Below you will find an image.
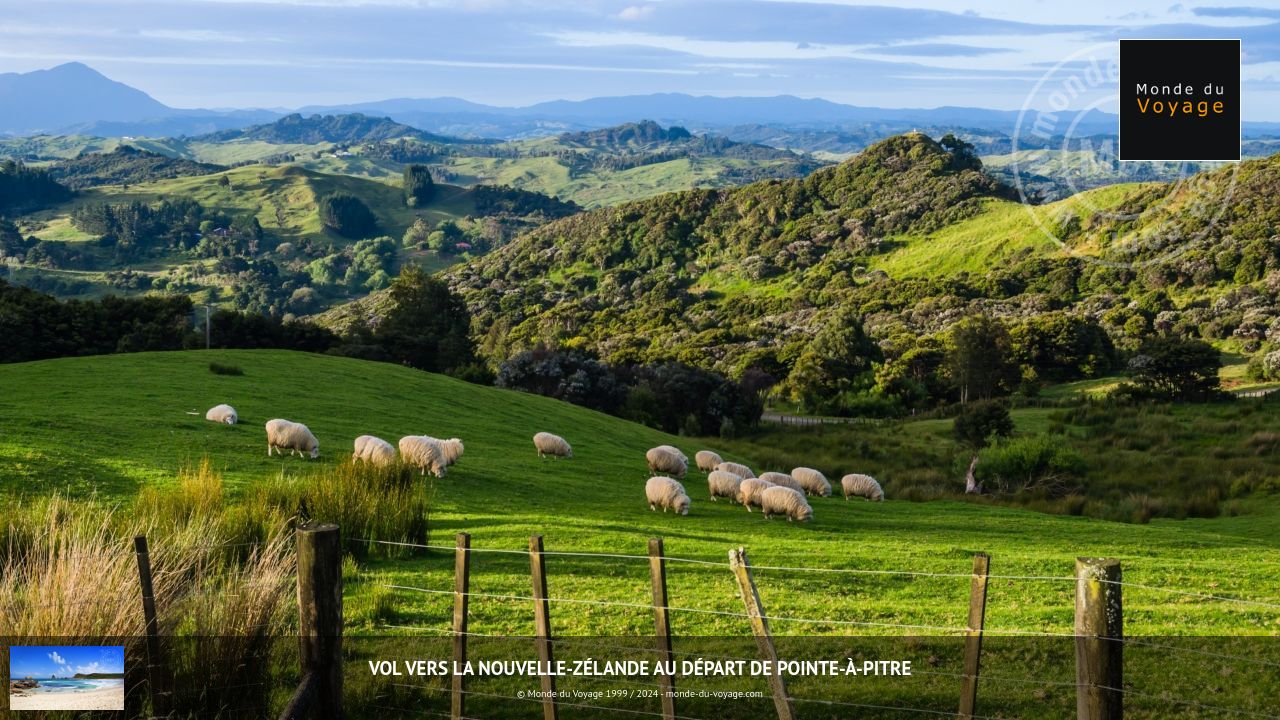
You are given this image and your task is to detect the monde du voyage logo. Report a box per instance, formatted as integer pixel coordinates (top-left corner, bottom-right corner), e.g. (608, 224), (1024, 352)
(1120, 39), (1241, 161)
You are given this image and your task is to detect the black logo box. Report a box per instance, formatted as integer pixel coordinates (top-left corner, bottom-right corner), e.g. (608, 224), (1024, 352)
(1119, 39), (1241, 162)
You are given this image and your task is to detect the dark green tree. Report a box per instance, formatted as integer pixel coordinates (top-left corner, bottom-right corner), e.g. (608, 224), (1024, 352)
(1127, 336), (1221, 401)
(373, 265), (476, 372)
(318, 192), (377, 239)
(944, 314), (1020, 403)
(953, 399), (1014, 493)
(403, 164), (434, 207)
(787, 307), (882, 412)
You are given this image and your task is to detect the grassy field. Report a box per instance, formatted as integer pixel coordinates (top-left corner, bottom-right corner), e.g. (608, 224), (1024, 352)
(3, 350), (1277, 717)
(1, 350), (1278, 640)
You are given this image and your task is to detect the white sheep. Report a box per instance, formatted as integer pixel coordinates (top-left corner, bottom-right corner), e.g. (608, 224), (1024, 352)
(656, 445), (689, 463)
(645, 476), (691, 515)
(533, 432), (573, 459)
(760, 486), (813, 522)
(716, 461), (755, 479)
(265, 419), (319, 459)
(439, 438), (465, 466)
(759, 471), (804, 493)
(841, 474), (884, 502)
(399, 435), (448, 477)
(707, 470), (743, 503)
(737, 477), (776, 512)
(695, 450), (723, 473)
(205, 404), (238, 425)
(353, 435), (396, 467)
(646, 446), (688, 478)
(791, 467), (832, 497)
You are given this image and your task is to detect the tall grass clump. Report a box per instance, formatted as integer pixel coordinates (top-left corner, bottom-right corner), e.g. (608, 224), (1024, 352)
(250, 460), (430, 558)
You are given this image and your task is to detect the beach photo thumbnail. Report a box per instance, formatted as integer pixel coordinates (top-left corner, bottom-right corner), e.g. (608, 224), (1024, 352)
(8, 646), (125, 711)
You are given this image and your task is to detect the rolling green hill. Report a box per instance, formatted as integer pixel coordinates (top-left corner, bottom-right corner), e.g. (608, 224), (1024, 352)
(0, 348), (1277, 662)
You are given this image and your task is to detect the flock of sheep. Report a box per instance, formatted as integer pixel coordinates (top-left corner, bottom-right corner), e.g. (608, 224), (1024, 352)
(641, 446), (883, 523)
(206, 404), (465, 476)
(203, 407), (882, 524)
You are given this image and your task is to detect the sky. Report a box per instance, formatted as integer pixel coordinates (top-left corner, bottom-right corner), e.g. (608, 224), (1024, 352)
(0, 0), (1279, 117)
(9, 646), (125, 678)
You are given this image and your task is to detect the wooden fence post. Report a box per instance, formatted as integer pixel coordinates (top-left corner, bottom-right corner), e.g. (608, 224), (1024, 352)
(1075, 558), (1122, 720)
(529, 535), (558, 720)
(134, 535), (169, 717)
(958, 552), (990, 719)
(296, 523), (343, 720)
(648, 538), (677, 720)
(452, 533), (471, 720)
(728, 547), (795, 720)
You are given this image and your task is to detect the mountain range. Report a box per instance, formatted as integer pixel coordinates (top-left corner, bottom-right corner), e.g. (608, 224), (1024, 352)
(20, 61), (1280, 143)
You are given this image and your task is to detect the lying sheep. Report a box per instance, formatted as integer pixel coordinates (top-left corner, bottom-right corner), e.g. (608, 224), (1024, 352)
(841, 473), (884, 502)
(695, 450), (723, 473)
(791, 467), (832, 497)
(399, 435), (449, 477)
(439, 438), (465, 466)
(353, 435), (396, 467)
(737, 477), (776, 512)
(760, 486), (813, 522)
(707, 470), (743, 503)
(647, 446), (688, 478)
(645, 476), (691, 515)
(759, 471), (804, 493)
(265, 419), (319, 459)
(533, 432), (573, 459)
(716, 461), (756, 479)
(206, 404), (238, 425)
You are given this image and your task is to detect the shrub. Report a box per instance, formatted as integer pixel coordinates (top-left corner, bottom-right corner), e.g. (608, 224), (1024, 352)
(971, 435), (1087, 496)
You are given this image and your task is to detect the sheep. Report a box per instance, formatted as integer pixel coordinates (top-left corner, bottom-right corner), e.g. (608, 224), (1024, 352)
(737, 477), (776, 512)
(695, 450), (723, 473)
(760, 486), (813, 522)
(707, 470), (743, 503)
(205, 404), (238, 425)
(716, 461), (756, 479)
(841, 473), (884, 502)
(791, 467), (832, 497)
(759, 471), (804, 493)
(399, 435), (449, 477)
(646, 446), (688, 478)
(353, 435), (396, 467)
(533, 432), (573, 459)
(439, 438), (465, 466)
(645, 476), (691, 515)
(656, 445), (688, 463)
(265, 419), (319, 459)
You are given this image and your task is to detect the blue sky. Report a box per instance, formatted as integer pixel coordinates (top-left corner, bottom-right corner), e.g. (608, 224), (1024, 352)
(0, 1), (1278, 117)
(9, 646), (125, 678)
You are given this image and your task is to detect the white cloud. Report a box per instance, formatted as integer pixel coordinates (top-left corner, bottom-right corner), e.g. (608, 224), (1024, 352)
(618, 5), (653, 21)
(48, 651), (66, 665)
(75, 662), (109, 675)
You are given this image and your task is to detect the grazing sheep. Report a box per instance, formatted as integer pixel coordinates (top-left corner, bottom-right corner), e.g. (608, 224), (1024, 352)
(695, 450), (723, 473)
(399, 435), (449, 477)
(353, 435), (396, 467)
(439, 438), (465, 466)
(791, 467), (832, 497)
(533, 432), (573, 459)
(759, 471), (804, 493)
(646, 446), (688, 478)
(760, 486), (813, 522)
(205, 404), (238, 425)
(716, 461), (756, 479)
(841, 474), (884, 502)
(737, 477), (776, 512)
(645, 476), (691, 515)
(656, 445), (689, 463)
(707, 470), (743, 503)
(265, 419), (319, 459)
